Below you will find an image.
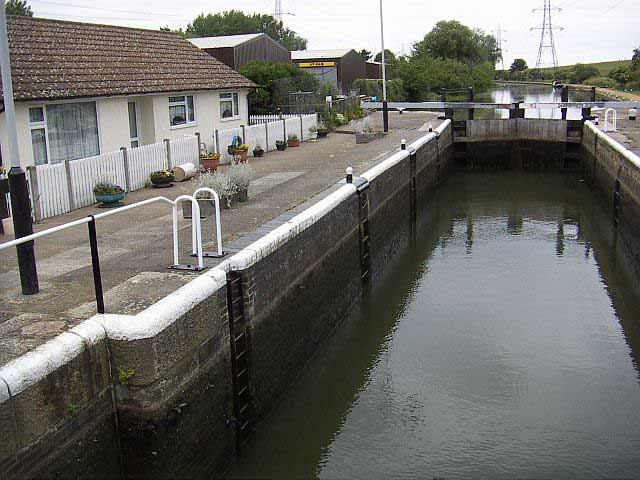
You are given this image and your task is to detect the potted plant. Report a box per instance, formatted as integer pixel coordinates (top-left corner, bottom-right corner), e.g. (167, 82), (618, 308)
(287, 133), (300, 147)
(150, 169), (174, 187)
(233, 143), (249, 162)
(93, 181), (125, 206)
(276, 140), (287, 151)
(311, 123), (329, 138)
(200, 152), (220, 172)
(253, 144), (264, 157)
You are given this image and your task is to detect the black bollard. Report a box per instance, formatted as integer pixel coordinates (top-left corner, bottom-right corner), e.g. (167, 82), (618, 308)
(383, 101), (389, 133)
(467, 87), (474, 120)
(8, 166), (38, 294)
(561, 86), (569, 120)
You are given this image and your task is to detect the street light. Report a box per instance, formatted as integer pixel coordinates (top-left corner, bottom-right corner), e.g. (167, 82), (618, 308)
(379, 0), (389, 132)
(0, 5), (39, 294)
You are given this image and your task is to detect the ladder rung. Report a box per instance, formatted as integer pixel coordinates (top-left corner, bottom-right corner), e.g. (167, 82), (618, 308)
(236, 350), (246, 361)
(235, 332), (245, 343)
(239, 420), (250, 431)
(238, 385), (248, 396)
(239, 403), (249, 415)
(237, 368), (247, 378)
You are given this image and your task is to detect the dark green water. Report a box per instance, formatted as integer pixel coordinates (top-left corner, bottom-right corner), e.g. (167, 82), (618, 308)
(226, 172), (640, 479)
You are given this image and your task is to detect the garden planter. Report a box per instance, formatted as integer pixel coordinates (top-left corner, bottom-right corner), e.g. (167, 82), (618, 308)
(253, 148), (264, 158)
(233, 149), (248, 162)
(95, 192), (125, 206)
(182, 188), (249, 218)
(151, 177), (173, 187)
(316, 130), (329, 138)
(276, 142), (287, 151)
(287, 139), (300, 147)
(201, 155), (220, 172)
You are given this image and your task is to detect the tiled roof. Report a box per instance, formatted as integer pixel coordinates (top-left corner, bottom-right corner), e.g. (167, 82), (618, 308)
(188, 33), (264, 49)
(2, 16), (256, 102)
(291, 49), (354, 60)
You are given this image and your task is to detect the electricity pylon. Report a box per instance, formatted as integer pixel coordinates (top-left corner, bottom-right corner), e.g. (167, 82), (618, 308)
(532, 0), (563, 70)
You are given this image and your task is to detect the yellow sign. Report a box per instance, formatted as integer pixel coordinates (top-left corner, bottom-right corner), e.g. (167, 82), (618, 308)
(298, 61), (336, 68)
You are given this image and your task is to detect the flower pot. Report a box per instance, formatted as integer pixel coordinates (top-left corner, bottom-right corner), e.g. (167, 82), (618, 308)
(316, 129), (329, 138)
(95, 192), (125, 205)
(276, 142), (287, 151)
(287, 139), (300, 147)
(233, 149), (248, 162)
(253, 148), (264, 158)
(201, 155), (220, 172)
(150, 177), (173, 187)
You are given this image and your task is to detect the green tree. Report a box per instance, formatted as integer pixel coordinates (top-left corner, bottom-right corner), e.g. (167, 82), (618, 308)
(374, 49), (400, 78)
(239, 61), (318, 114)
(609, 66), (630, 85)
(5, 0), (32, 16)
(185, 10), (307, 51)
(631, 47), (640, 71)
(568, 64), (599, 84)
(510, 58), (528, 72)
(358, 49), (372, 61)
(413, 20), (498, 64)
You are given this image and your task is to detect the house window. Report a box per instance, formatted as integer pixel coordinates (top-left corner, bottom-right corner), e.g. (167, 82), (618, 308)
(29, 102), (100, 165)
(220, 92), (239, 119)
(128, 101), (139, 148)
(169, 95), (195, 127)
(28, 107), (48, 166)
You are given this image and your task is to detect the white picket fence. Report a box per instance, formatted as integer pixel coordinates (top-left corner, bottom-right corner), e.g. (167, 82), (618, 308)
(249, 114), (302, 125)
(32, 134), (199, 220)
(215, 114), (318, 165)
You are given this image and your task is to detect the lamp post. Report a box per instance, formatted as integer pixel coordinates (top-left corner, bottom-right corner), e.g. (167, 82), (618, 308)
(379, 0), (389, 132)
(0, 6), (39, 294)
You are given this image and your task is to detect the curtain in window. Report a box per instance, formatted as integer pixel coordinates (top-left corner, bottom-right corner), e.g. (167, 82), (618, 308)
(46, 102), (99, 163)
(30, 129), (48, 166)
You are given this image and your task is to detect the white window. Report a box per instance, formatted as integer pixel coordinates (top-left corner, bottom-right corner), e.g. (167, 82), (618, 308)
(28, 102), (100, 165)
(169, 95), (195, 127)
(128, 101), (139, 148)
(220, 92), (239, 120)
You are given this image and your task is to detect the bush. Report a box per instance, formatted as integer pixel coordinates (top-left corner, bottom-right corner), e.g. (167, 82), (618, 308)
(582, 77), (618, 88)
(352, 78), (405, 101)
(227, 160), (254, 190)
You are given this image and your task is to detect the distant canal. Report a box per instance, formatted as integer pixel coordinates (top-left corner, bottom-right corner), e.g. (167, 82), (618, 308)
(226, 172), (640, 479)
(461, 82), (608, 120)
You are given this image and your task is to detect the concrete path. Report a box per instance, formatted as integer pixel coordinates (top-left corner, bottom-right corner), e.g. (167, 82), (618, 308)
(0, 111), (440, 367)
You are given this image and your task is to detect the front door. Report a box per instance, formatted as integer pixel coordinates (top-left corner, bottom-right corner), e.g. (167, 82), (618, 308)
(128, 101), (140, 148)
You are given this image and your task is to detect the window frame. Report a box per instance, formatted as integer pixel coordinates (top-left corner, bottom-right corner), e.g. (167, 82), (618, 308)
(128, 100), (140, 148)
(28, 106), (50, 165)
(219, 92), (240, 122)
(169, 94), (196, 129)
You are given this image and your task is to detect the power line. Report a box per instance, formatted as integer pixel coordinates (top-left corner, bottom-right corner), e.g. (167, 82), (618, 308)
(602, 0), (625, 14)
(33, 11), (191, 22)
(29, 0), (182, 17)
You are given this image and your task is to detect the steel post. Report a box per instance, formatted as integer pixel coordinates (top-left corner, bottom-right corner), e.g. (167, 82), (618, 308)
(87, 216), (105, 314)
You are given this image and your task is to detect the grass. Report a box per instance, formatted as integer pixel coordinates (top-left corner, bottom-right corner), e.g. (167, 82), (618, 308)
(537, 59), (631, 76)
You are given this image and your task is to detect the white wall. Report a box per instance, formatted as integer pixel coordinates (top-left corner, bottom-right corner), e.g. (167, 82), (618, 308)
(0, 89), (250, 168)
(151, 89), (250, 154)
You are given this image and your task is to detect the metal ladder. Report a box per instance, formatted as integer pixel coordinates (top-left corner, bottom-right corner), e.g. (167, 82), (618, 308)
(226, 272), (251, 452)
(358, 188), (371, 284)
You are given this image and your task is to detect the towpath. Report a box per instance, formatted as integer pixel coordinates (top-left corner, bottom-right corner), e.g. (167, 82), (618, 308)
(0, 111), (441, 367)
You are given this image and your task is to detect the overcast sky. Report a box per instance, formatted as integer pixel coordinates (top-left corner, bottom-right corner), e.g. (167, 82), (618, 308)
(28, 0), (638, 67)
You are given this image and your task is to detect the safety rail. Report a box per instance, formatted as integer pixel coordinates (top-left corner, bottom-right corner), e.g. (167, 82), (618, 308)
(361, 101), (640, 110)
(0, 195), (214, 314)
(192, 188), (224, 258)
(604, 108), (618, 132)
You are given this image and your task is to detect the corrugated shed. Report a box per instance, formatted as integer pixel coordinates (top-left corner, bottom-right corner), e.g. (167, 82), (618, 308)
(193, 33), (291, 70)
(291, 49), (352, 60)
(2, 16), (256, 102)
(188, 33), (263, 49)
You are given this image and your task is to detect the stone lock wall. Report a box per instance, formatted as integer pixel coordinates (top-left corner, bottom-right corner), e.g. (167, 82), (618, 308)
(0, 121), (455, 478)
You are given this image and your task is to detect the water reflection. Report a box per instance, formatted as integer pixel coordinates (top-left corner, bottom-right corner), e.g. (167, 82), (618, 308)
(226, 172), (640, 479)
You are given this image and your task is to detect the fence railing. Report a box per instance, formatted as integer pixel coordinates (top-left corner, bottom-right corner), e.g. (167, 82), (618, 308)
(30, 134), (200, 221)
(216, 114), (318, 164)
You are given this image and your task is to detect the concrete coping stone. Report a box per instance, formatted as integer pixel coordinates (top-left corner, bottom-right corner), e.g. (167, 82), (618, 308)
(585, 120), (640, 170)
(0, 376), (9, 402)
(0, 331), (85, 396)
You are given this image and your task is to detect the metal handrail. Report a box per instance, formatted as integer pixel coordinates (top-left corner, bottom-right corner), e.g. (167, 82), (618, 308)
(192, 188), (224, 258)
(361, 101), (639, 110)
(0, 195), (206, 314)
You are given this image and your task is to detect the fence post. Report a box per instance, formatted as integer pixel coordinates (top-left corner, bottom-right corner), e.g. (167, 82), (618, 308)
(63, 159), (75, 211)
(164, 138), (172, 170)
(241, 125), (246, 144)
(214, 130), (220, 154)
(282, 119), (286, 142)
(195, 132), (202, 169)
(265, 122), (269, 151)
(119, 146), (131, 193)
(299, 115), (304, 141)
(27, 165), (41, 222)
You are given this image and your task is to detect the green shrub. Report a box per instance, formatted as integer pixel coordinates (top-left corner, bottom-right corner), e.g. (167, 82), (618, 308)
(582, 77), (619, 88)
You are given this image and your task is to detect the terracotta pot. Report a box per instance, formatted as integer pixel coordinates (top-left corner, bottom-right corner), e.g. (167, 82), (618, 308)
(233, 149), (248, 162)
(201, 155), (220, 172)
(287, 139), (300, 147)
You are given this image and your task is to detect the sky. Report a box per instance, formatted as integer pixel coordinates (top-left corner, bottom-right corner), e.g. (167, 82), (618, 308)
(26, 0), (639, 67)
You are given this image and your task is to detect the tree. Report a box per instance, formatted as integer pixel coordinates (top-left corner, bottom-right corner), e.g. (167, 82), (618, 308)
(609, 66), (630, 85)
(238, 61), (318, 114)
(568, 64), (599, 84)
(510, 58), (528, 72)
(358, 49), (372, 61)
(631, 47), (640, 72)
(185, 10), (307, 51)
(374, 49), (400, 78)
(413, 20), (498, 64)
(5, 0), (32, 16)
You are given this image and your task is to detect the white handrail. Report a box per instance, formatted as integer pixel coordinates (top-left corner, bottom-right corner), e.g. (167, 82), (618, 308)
(191, 188), (223, 258)
(172, 195), (204, 269)
(604, 108), (617, 132)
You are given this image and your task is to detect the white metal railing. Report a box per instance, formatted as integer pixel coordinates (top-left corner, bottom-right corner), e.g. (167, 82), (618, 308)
(604, 108), (618, 132)
(0, 193), (219, 313)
